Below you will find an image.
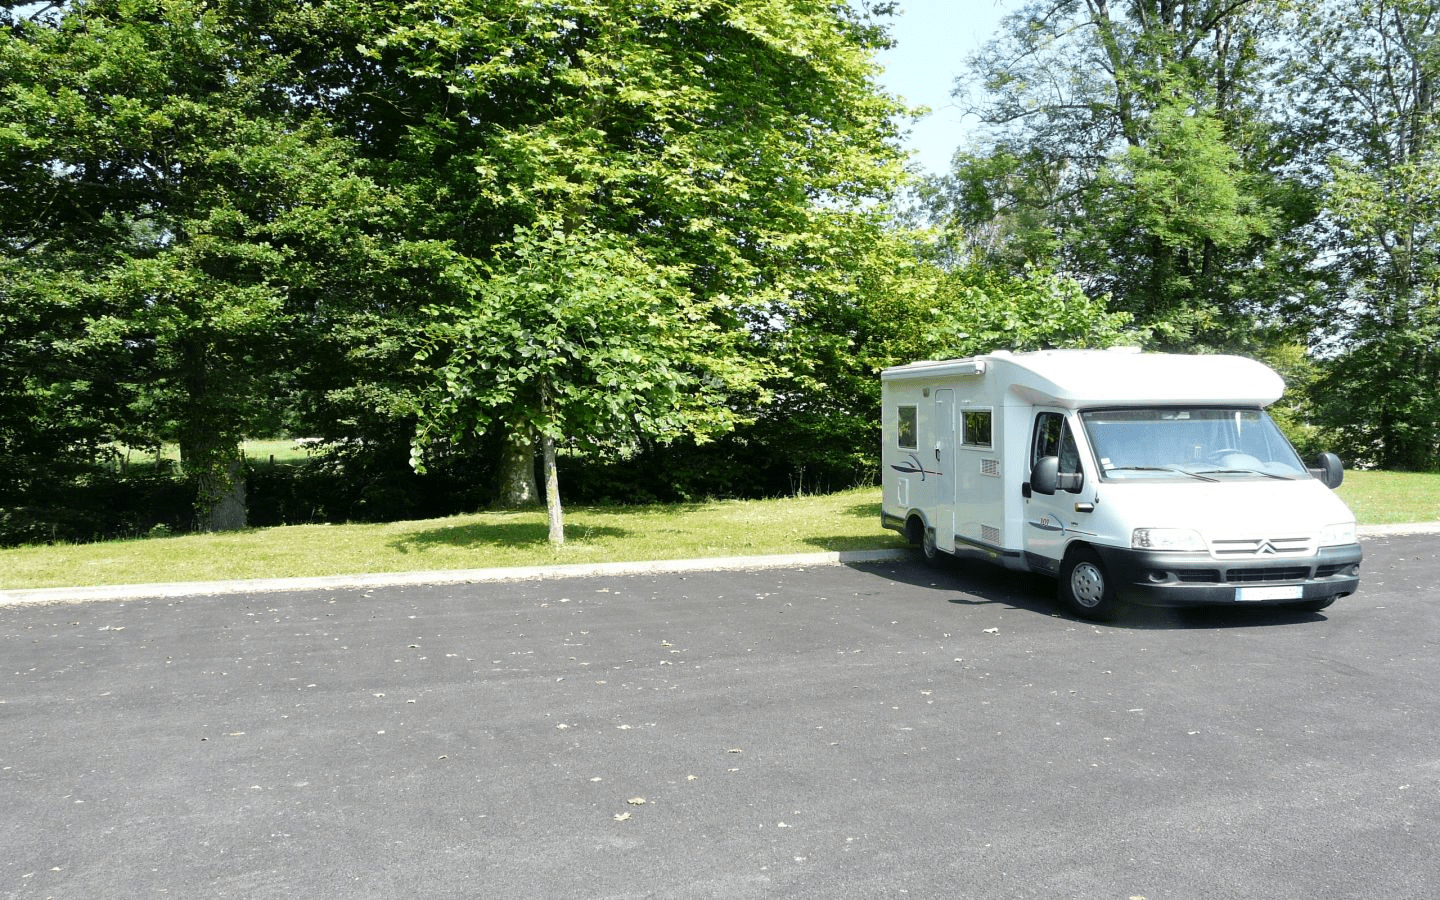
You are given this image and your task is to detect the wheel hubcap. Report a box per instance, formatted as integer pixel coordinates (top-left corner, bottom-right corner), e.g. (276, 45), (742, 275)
(1070, 562), (1105, 608)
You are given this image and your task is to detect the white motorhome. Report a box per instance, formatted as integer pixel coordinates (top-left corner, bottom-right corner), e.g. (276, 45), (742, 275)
(880, 349), (1361, 620)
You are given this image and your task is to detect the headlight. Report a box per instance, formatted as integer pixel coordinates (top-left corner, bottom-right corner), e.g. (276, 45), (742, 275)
(1319, 522), (1357, 546)
(1132, 528), (1207, 552)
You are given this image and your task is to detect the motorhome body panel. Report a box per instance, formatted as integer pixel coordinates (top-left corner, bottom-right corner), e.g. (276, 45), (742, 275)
(880, 349), (1361, 612)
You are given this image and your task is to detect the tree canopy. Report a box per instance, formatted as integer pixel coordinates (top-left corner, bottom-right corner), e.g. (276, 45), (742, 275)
(2, 0), (1437, 547)
(935, 0), (1440, 470)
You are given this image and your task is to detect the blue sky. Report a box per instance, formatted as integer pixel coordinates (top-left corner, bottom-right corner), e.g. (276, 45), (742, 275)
(874, 1), (1016, 176)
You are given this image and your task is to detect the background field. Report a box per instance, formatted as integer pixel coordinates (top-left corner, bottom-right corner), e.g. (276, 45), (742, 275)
(1334, 470), (1440, 525)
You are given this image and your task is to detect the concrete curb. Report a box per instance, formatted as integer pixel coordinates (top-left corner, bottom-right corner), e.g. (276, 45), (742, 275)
(1355, 522), (1440, 537)
(3, 524), (1436, 608)
(0, 549), (912, 607)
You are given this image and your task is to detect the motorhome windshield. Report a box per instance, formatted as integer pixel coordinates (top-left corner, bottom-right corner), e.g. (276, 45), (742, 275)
(1081, 407), (1308, 481)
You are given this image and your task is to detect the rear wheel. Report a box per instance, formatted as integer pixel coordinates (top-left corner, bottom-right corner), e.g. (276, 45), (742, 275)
(1059, 547), (1121, 621)
(920, 526), (943, 566)
(906, 517), (945, 567)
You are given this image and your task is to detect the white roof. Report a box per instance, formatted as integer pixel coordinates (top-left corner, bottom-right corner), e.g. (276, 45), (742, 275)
(882, 349), (1286, 408)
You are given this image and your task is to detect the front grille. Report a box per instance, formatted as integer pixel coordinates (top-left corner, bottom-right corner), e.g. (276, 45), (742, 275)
(1210, 535), (1316, 558)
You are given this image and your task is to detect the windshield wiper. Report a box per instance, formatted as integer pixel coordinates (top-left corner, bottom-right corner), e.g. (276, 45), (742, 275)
(1193, 467), (1295, 481)
(1104, 466), (1219, 482)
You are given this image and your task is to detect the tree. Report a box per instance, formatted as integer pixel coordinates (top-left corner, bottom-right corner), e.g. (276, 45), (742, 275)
(413, 225), (763, 542)
(1281, 0), (1440, 469)
(0, 0), (461, 530)
(743, 221), (1139, 493)
(393, 0), (909, 538)
(2, 2), (299, 527)
(935, 0), (1305, 350)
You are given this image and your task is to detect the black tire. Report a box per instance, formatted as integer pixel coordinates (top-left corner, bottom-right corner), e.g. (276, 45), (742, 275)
(1058, 547), (1122, 621)
(920, 526), (944, 567)
(905, 517), (946, 568)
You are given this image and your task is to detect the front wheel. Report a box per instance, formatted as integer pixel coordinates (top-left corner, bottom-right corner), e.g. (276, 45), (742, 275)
(1059, 547), (1122, 621)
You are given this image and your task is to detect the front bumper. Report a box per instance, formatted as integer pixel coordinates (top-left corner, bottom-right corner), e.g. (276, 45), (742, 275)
(1093, 543), (1363, 608)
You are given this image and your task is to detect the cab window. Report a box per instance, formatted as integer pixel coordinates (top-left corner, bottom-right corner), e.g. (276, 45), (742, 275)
(1032, 412), (1081, 474)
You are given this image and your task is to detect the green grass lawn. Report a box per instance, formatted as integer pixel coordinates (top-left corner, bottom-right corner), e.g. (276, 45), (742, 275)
(1, 470), (1434, 592)
(0, 488), (900, 590)
(1334, 469), (1440, 525)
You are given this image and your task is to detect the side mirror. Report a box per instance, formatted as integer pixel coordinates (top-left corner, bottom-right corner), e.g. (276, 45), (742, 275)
(1030, 457), (1058, 495)
(1310, 452), (1344, 489)
(1030, 457), (1083, 496)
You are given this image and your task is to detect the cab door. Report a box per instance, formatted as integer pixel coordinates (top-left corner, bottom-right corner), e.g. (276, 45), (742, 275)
(1023, 410), (1092, 574)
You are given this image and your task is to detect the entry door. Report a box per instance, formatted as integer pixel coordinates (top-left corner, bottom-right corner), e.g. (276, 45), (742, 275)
(932, 389), (955, 552)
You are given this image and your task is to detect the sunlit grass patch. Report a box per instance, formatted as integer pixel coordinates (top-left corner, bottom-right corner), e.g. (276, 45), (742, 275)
(1336, 469), (1440, 525)
(0, 488), (901, 590)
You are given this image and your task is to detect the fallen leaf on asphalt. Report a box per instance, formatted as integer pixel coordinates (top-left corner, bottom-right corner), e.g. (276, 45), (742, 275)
(613, 812), (631, 822)
(627, 797), (646, 805)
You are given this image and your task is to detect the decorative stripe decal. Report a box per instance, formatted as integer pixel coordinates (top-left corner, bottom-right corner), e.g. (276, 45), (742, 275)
(891, 453), (942, 480)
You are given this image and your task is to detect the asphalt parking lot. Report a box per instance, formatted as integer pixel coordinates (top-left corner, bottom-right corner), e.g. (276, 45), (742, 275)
(2, 532), (1438, 899)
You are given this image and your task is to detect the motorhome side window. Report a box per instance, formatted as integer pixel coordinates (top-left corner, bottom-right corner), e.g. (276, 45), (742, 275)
(897, 406), (918, 450)
(1032, 412), (1080, 473)
(962, 410), (992, 448)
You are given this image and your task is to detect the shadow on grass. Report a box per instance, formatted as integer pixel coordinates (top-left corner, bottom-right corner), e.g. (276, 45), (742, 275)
(793, 500), (894, 552)
(803, 533), (905, 552)
(844, 500), (882, 520)
(391, 521), (632, 553)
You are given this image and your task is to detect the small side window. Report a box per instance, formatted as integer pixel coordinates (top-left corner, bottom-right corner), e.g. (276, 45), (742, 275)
(897, 405), (918, 450)
(962, 409), (992, 448)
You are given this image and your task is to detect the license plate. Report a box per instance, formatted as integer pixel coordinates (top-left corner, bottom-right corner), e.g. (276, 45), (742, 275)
(1236, 585), (1304, 602)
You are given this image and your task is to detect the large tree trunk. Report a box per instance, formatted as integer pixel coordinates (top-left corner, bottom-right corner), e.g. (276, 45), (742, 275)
(494, 419), (541, 508)
(176, 334), (247, 532)
(181, 438), (247, 532)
